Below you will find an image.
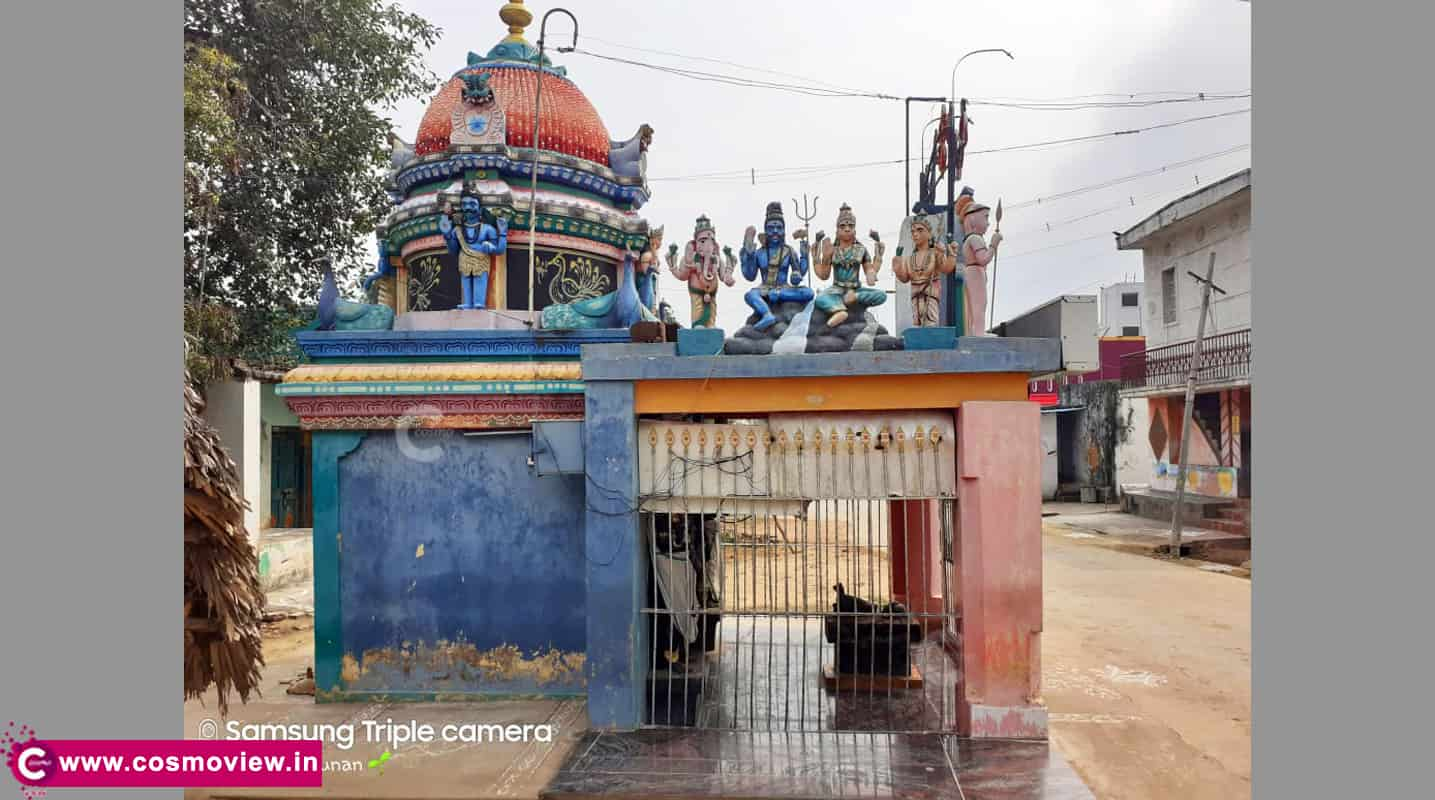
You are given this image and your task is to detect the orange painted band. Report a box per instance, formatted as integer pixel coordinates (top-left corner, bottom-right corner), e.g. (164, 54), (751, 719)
(634, 373), (1028, 415)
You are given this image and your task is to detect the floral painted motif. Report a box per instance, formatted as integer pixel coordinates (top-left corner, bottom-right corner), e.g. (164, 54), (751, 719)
(407, 254), (442, 312)
(537, 251), (610, 303)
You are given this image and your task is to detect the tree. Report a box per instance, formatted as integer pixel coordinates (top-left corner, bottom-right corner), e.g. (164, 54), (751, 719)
(183, 0), (440, 349)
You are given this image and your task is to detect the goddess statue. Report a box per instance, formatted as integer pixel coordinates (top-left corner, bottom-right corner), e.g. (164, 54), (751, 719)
(813, 204), (885, 328)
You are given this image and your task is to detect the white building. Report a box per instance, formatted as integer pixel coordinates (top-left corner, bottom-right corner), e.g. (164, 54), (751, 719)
(1099, 281), (1144, 337)
(201, 362), (313, 543)
(1112, 169), (1252, 526)
(1122, 169), (1251, 350)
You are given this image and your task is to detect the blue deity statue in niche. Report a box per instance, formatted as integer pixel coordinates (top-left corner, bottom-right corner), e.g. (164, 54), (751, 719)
(738, 201), (813, 331)
(438, 194), (508, 310)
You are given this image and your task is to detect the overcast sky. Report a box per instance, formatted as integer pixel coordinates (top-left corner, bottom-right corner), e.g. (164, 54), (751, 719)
(384, 0), (1250, 333)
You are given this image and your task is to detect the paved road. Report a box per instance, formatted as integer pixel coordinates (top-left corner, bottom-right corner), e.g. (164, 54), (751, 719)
(1043, 525), (1251, 800)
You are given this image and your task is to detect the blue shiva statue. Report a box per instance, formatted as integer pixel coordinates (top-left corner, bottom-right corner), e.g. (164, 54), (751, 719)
(438, 194), (508, 310)
(739, 201), (814, 331)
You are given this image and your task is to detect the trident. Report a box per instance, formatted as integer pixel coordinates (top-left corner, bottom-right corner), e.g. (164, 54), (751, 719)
(792, 194), (819, 288)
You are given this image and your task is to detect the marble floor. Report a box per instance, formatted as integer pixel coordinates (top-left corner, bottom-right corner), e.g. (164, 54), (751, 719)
(647, 615), (959, 733)
(539, 730), (1095, 800)
(561, 617), (1093, 798)
(556, 615), (1091, 799)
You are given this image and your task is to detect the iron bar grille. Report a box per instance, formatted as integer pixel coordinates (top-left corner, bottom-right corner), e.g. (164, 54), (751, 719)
(1120, 328), (1251, 390)
(637, 418), (960, 734)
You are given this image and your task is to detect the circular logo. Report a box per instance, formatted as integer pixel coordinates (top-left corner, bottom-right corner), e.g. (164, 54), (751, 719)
(395, 403), (447, 464)
(11, 741), (57, 786)
(465, 113), (489, 135)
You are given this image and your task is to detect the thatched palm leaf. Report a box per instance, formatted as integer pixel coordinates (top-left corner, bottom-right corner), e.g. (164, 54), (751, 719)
(183, 373), (265, 713)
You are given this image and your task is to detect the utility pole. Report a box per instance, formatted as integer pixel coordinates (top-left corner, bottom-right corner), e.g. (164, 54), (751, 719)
(904, 96), (946, 214)
(944, 98), (963, 328)
(1170, 252), (1227, 556)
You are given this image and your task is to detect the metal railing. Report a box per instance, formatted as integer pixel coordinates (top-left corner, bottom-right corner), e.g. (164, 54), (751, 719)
(1120, 328), (1250, 390)
(636, 419), (960, 733)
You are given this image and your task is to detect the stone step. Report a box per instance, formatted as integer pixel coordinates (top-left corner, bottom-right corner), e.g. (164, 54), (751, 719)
(1183, 534), (1251, 566)
(1205, 518), (1250, 536)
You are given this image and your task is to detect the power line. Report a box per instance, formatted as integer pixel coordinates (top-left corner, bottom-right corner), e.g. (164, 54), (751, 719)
(968, 108), (1249, 155)
(584, 33), (1250, 105)
(582, 34), (876, 95)
(997, 232), (1114, 261)
(651, 158), (904, 183)
(970, 93), (1250, 110)
(569, 48), (900, 100)
(573, 46), (1253, 116)
(1006, 143), (1249, 209)
(975, 89), (1250, 102)
(651, 112), (1247, 184)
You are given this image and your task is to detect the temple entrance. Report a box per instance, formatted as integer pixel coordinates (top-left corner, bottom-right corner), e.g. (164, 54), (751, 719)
(268, 427), (312, 529)
(637, 415), (960, 733)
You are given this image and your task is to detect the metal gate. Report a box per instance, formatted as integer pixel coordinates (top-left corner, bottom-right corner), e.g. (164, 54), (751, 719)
(638, 413), (959, 733)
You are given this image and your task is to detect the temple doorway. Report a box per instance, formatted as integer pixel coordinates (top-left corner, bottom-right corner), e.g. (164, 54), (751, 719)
(636, 415), (961, 733)
(268, 427), (312, 529)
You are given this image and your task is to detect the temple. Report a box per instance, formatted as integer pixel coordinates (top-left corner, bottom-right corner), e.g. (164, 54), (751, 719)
(283, 0), (1061, 749)
(366, 0), (653, 325)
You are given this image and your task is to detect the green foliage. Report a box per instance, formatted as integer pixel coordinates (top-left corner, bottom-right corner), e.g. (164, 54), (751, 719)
(184, 299), (240, 385)
(185, 296), (313, 385)
(183, 0), (440, 325)
(184, 44), (247, 217)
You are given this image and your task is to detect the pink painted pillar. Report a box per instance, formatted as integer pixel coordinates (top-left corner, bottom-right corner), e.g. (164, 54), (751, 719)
(889, 499), (945, 633)
(952, 401), (1047, 738)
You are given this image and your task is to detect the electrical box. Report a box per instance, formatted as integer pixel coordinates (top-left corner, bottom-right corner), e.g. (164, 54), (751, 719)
(531, 420), (584, 476)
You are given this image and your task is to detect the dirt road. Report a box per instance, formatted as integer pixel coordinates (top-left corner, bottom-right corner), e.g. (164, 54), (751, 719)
(1043, 525), (1251, 799)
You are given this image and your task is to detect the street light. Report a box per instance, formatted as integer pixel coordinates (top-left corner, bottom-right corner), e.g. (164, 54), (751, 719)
(945, 48), (1013, 328)
(950, 48), (1013, 108)
(526, 7), (578, 323)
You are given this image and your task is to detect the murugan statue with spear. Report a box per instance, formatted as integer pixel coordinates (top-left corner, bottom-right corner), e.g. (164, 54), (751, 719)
(957, 193), (1003, 337)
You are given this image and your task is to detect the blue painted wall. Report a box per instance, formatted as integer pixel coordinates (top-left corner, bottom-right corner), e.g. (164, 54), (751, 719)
(581, 379), (646, 729)
(333, 430), (586, 696)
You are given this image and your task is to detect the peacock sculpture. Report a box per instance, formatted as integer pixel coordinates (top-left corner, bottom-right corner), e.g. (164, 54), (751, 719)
(315, 257), (394, 331)
(541, 250), (658, 330)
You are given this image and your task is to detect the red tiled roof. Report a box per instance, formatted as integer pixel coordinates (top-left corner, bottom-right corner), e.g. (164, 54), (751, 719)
(415, 65), (611, 166)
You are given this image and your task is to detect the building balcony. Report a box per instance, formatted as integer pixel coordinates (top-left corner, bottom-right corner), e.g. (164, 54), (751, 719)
(1120, 328), (1250, 392)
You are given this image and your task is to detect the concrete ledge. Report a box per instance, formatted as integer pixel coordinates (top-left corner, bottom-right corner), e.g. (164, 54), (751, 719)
(581, 337), (1060, 381)
(297, 328), (632, 360)
(676, 328), (725, 356)
(394, 309), (540, 331)
(902, 326), (958, 350)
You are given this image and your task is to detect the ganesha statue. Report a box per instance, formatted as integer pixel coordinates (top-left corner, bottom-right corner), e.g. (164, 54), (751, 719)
(667, 214), (736, 328)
